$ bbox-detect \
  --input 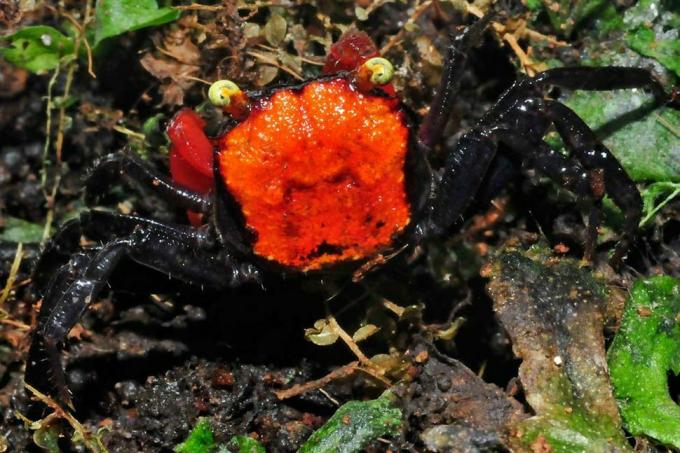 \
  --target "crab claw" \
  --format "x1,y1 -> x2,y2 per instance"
323,30 -> 396,97
323,30 -> 380,74
167,108 -> 215,225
